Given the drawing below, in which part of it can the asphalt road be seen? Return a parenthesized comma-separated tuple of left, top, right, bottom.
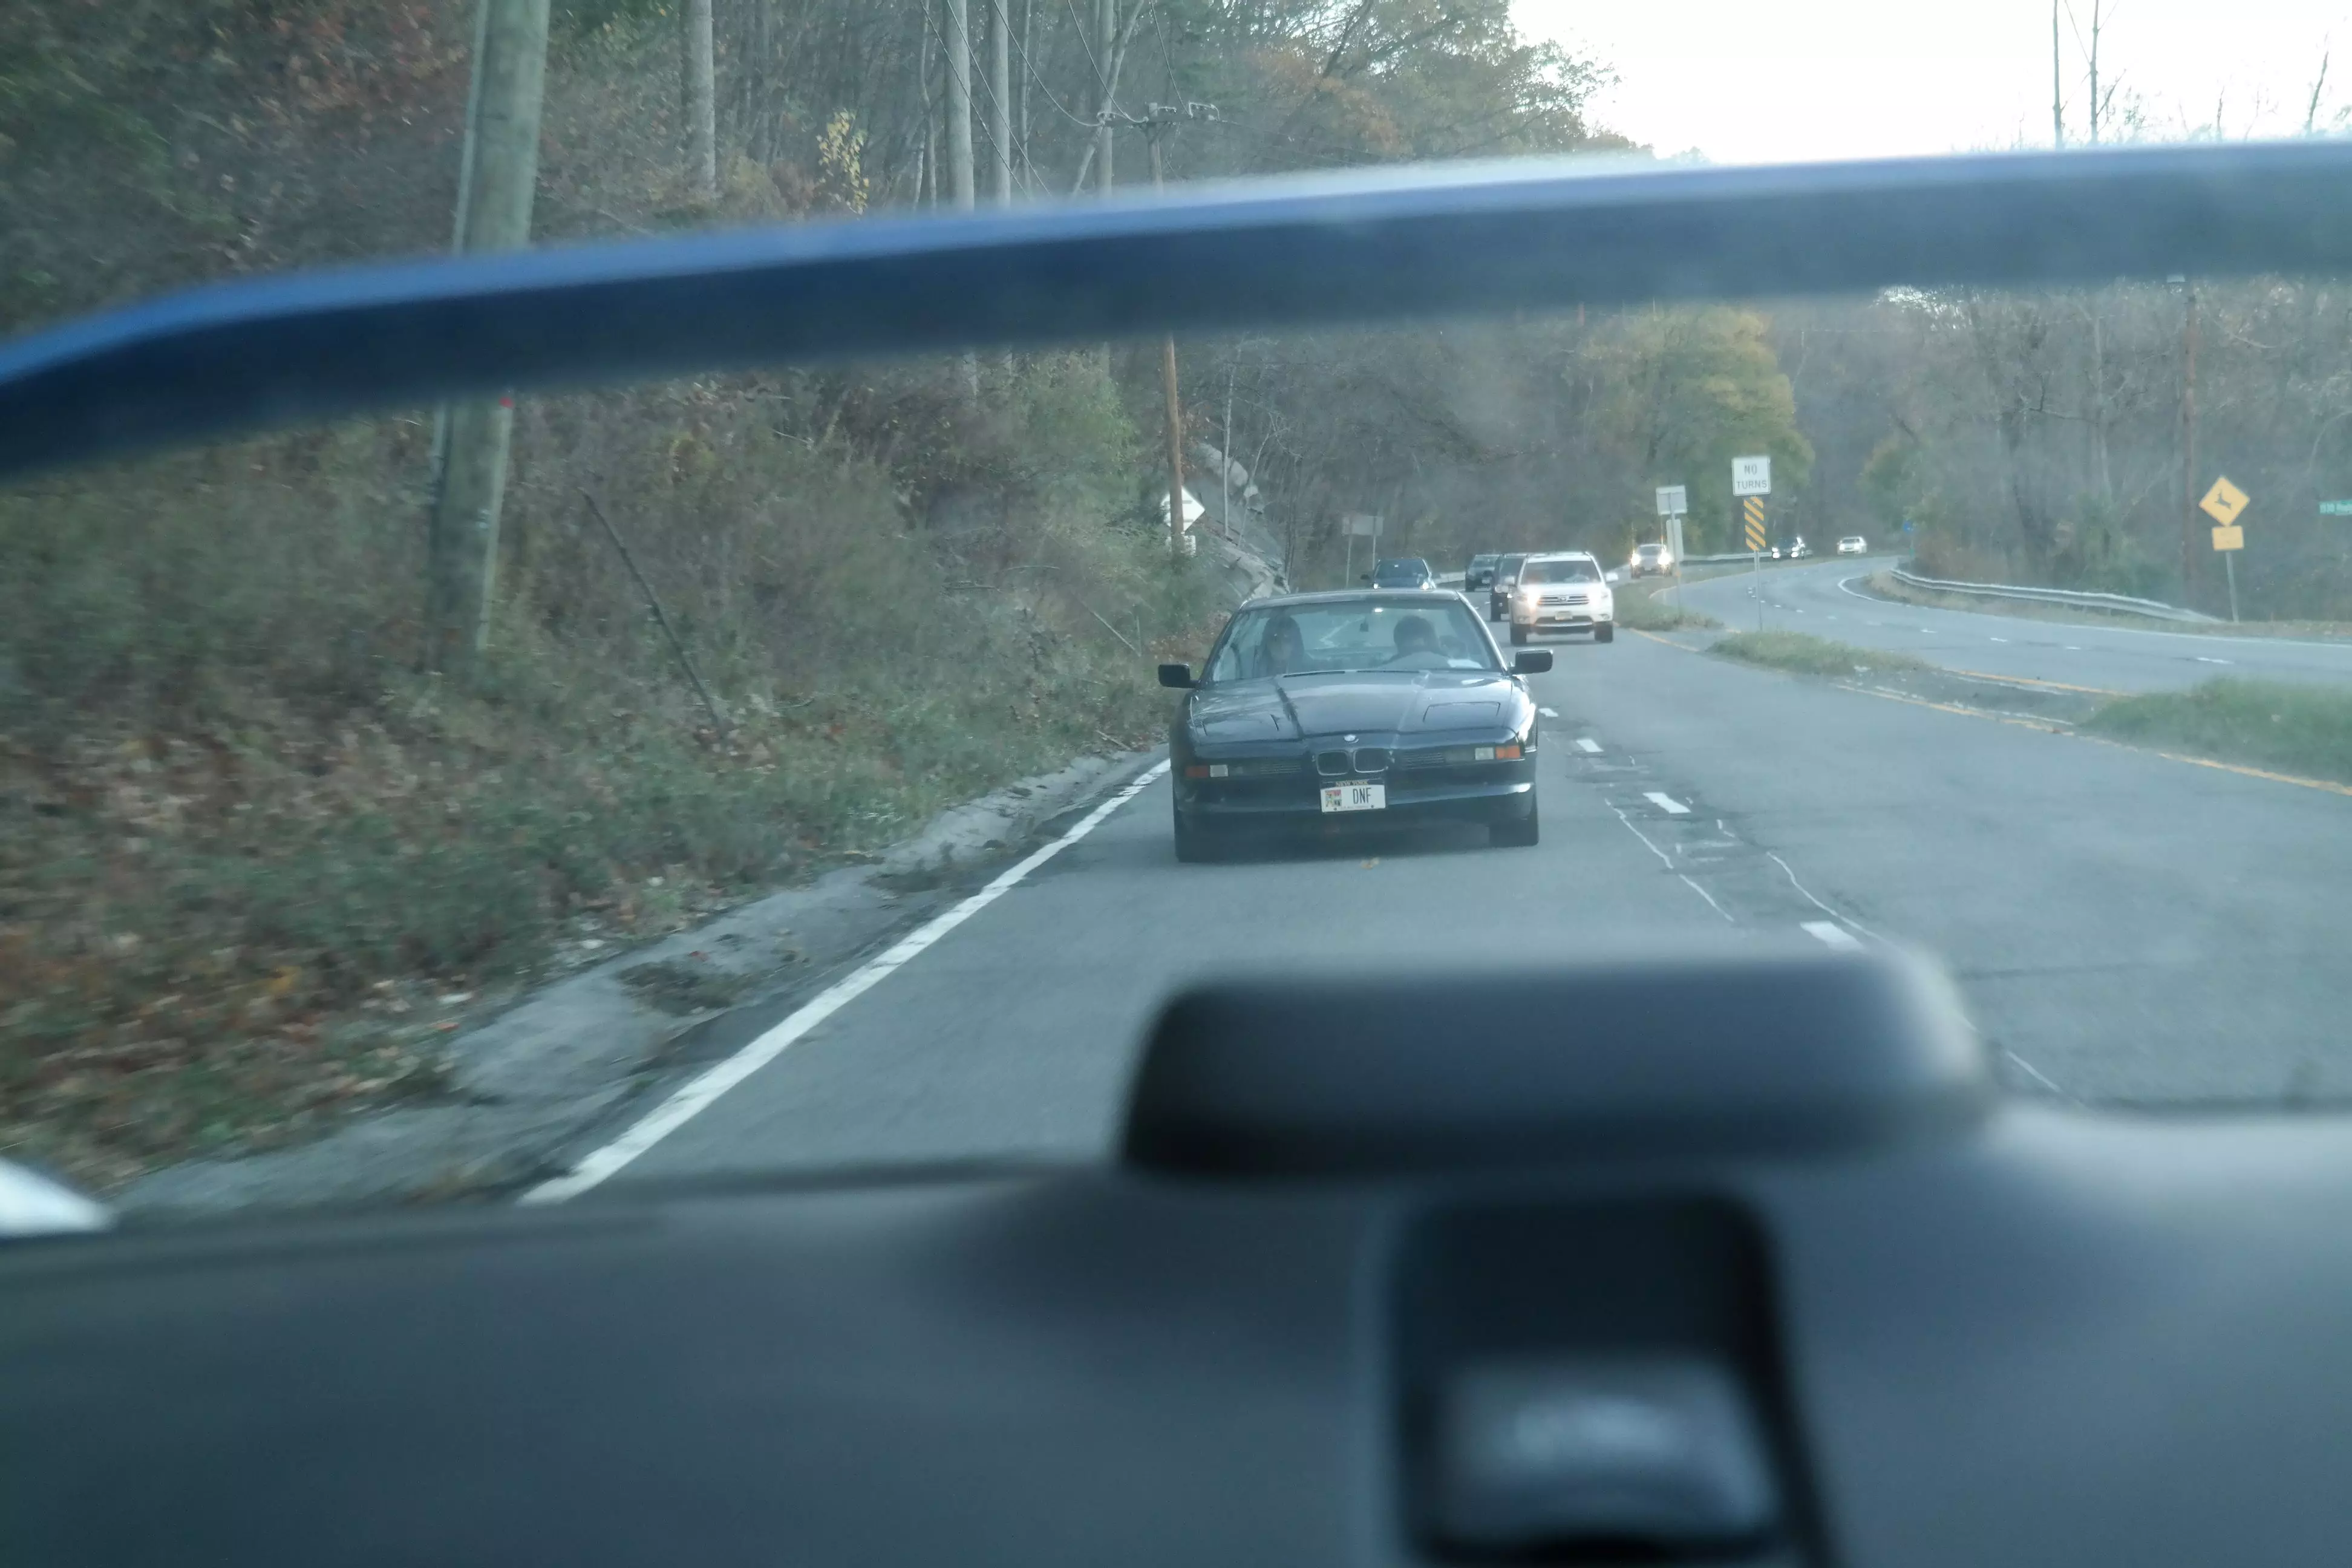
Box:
(1678, 557, 2352, 692)
(593, 614, 2352, 1195)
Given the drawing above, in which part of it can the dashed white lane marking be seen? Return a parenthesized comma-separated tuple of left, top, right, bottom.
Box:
(522, 760, 1173, 1203)
(2063, 645, 2083, 651)
(1801, 920, 1863, 950)
(1989, 636, 2011, 643)
(1575, 737, 1602, 753)
(1540, 706, 1560, 717)
(1644, 791, 1691, 814)
(2195, 656, 2232, 665)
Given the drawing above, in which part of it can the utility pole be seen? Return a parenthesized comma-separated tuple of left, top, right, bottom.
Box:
(2088, 0, 2102, 143)
(1096, 0, 1117, 194)
(1150, 123, 1184, 556)
(1221, 357, 1236, 544)
(685, 0, 716, 199)
(2052, 0, 2065, 146)
(945, 0, 975, 209)
(988, 0, 1012, 204)
(425, 0, 550, 680)
(2181, 278, 2201, 603)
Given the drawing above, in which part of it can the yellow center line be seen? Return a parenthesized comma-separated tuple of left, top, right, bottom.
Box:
(1644, 630, 2352, 800)
(1834, 681, 2068, 734)
(1943, 667, 2123, 697)
(2077, 736, 2352, 799)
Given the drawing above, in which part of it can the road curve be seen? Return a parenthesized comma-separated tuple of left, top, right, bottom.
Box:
(1674, 557, 2352, 693)
(565, 623, 2352, 1197)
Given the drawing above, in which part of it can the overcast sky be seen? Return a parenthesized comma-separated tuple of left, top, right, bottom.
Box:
(1515, 0, 2352, 163)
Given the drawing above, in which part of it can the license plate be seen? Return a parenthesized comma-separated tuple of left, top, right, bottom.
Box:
(1321, 781, 1386, 813)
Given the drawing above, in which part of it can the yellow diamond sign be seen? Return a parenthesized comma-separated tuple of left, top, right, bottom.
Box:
(2200, 475, 2249, 526)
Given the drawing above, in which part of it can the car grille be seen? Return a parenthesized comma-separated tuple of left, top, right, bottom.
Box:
(1316, 748, 1390, 776)
(1541, 591, 1589, 606)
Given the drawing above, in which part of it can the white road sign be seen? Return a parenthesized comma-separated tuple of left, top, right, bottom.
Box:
(1732, 456, 1772, 497)
(1342, 513, 1382, 537)
(1655, 485, 1688, 516)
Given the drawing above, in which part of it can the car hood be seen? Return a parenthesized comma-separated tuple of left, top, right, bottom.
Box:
(1190, 671, 1523, 742)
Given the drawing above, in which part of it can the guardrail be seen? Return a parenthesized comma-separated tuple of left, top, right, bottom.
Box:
(1888, 566, 2217, 624)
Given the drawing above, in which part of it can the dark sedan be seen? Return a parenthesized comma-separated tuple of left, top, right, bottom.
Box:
(1488, 552, 1530, 619)
(1158, 590, 1550, 860)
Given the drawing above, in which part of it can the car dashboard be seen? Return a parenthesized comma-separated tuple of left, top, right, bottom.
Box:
(6, 952, 2352, 1567)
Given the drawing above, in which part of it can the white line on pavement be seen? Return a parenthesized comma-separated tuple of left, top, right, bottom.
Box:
(1681, 875, 1736, 923)
(1606, 802, 1676, 871)
(1990, 636, 2010, 643)
(1801, 920, 1863, 950)
(520, 760, 1173, 1204)
(2063, 645, 2083, 651)
(1644, 791, 1691, 814)
(2195, 656, 2232, 665)
(1575, 737, 1602, 753)
(2004, 1048, 2069, 1097)
(1766, 851, 1886, 942)
(1539, 706, 1560, 717)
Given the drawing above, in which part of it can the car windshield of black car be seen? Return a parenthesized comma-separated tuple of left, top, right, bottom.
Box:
(1206, 599, 1498, 682)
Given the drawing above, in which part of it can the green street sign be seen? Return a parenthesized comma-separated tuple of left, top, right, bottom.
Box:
(2321, 499, 2352, 516)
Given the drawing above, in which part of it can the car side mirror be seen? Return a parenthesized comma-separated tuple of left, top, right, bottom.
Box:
(1158, 663, 1196, 689)
(1514, 650, 1553, 674)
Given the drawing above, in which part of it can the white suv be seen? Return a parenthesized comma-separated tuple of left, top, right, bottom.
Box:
(1509, 551, 1615, 645)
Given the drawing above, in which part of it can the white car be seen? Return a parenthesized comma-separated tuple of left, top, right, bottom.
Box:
(1837, 535, 1868, 555)
(1510, 550, 1615, 645)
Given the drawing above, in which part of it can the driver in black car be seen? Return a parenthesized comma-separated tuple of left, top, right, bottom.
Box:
(1390, 614, 1438, 664)
(1259, 613, 1305, 677)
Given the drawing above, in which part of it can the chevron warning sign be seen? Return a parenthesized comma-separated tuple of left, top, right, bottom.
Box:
(1742, 495, 1767, 552)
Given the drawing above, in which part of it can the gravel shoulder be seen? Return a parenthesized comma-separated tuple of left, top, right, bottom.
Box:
(118, 748, 1163, 1218)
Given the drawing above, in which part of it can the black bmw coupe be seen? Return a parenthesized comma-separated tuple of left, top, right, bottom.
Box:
(1158, 590, 1551, 861)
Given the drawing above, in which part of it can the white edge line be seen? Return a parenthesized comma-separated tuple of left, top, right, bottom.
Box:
(1607, 802, 1676, 871)
(1765, 850, 1885, 943)
(1681, 874, 1736, 923)
(2004, 1048, 2069, 1097)
(520, 760, 1172, 1204)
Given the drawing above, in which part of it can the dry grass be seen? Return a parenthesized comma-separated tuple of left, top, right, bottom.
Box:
(0, 358, 1219, 1191)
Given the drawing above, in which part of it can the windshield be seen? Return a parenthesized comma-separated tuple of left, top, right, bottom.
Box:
(1522, 558, 1602, 584)
(1206, 599, 1499, 681)
(9, 0, 2352, 1221)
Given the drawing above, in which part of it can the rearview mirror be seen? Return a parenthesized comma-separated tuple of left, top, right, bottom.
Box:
(1513, 650, 1553, 674)
(1158, 663, 1196, 689)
